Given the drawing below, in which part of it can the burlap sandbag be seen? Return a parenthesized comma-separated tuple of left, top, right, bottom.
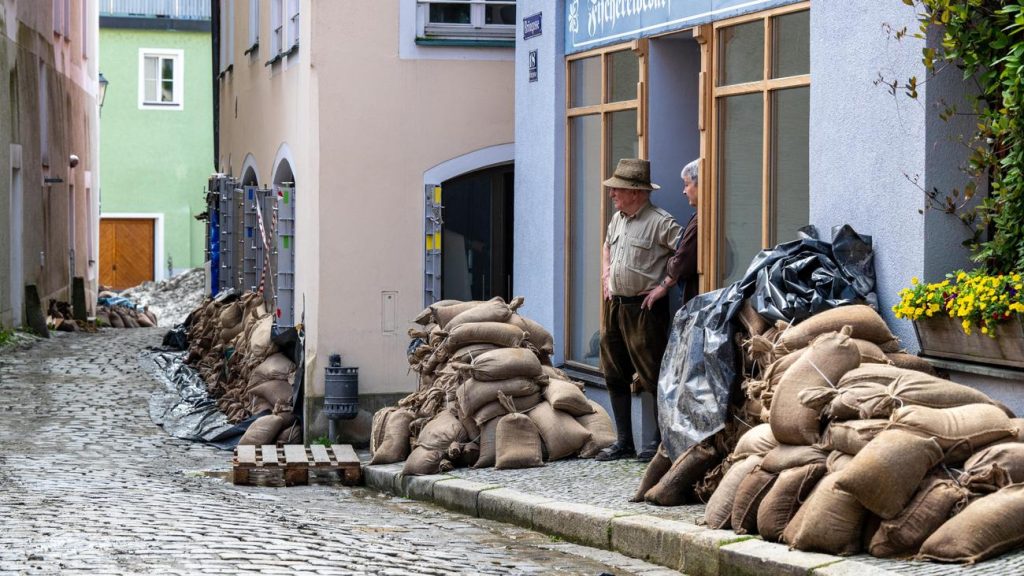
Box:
(885, 352, 937, 375)
(782, 474, 867, 556)
(770, 329, 861, 445)
(777, 305, 898, 352)
(731, 423, 779, 461)
(238, 414, 286, 445)
(219, 301, 242, 329)
(508, 314, 555, 356)
(631, 444, 672, 502)
(889, 404, 1017, 463)
(576, 401, 617, 458)
(457, 377, 539, 416)
(826, 450, 853, 473)
(738, 299, 769, 336)
(370, 406, 395, 455)
(836, 363, 909, 388)
(541, 365, 572, 382)
(528, 401, 591, 461)
(402, 446, 445, 476)
(494, 393, 544, 469)
(757, 462, 826, 542)
(851, 338, 888, 364)
(249, 353, 295, 387)
(760, 444, 828, 474)
(918, 483, 1024, 564)
(731, 467, 778, 534)
(473, 418, 500, 469)
(415, 409, 466, 451)
(704, 455, 763, 529)
(472, 392, 542, 426)
(854, 372, 1000, 419)
(458, 348, 543, 382)
(543, 379, 594, 416)
(797, 382, 886, 421)
(444, 322, 526, 351)
(448, 343, 500, 364)
(868, 476, 969, 558)
(817, 419, 888, 455)
(959, 443, 1024, 494)
(431, 298, 491, 328)
(249, 314, 277, 358)
(644, 443, 718, 506)
(249, 379, 292, 407)
(833, 429, 944, 519)
(446, 298, 520, 331)
(370, 408, 416, 465)
(1015, 418, 1024, 441)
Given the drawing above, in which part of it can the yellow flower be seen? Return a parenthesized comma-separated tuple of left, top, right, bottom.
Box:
(911, 276, 920, 285)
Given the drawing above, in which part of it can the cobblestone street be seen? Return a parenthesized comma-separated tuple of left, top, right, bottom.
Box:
(0, 329, 678, 576)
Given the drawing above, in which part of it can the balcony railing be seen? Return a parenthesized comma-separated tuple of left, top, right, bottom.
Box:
(99, 0, 211, 20)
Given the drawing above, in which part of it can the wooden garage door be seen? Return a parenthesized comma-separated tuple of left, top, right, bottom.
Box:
(100, 218, 155, 290)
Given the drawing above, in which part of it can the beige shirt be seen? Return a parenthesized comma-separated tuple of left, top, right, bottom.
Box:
(605, 202, 682, 297)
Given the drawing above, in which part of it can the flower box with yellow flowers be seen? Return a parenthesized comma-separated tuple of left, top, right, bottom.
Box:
(893, 270, 1024, 368)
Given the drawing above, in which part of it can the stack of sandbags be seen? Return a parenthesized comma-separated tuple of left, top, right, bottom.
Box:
(674, 321, 1024, 564)
(179, 292, 297, 426)
(93, 304, 158, 329)
(370, 297, 615, 474)
(637, 304, 913, 508)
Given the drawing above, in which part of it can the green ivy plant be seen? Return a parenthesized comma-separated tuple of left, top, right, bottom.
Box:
(896, 1, 1024, 273)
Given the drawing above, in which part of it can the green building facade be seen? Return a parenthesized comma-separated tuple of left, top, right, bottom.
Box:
(99, 7, 212, 285)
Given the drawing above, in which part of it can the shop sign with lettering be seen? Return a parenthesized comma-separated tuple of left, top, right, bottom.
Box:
(565, 0, 801, 54)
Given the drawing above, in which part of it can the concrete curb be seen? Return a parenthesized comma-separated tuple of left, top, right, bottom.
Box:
(362, 463, 899, 576)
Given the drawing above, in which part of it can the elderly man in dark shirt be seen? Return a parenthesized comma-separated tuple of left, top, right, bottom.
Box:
(642, 158, 699, 308)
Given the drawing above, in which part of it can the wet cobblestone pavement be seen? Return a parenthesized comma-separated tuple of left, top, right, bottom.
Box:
(0, 329, 680, 576)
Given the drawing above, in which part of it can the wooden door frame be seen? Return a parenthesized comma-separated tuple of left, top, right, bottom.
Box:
(99, 213, 165, 283)
(563, 40, 647, 371)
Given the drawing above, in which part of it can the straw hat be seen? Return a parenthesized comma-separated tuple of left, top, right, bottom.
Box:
(602, 158, 660, 191)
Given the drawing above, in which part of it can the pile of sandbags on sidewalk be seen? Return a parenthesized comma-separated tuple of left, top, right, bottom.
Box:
(640, 303, 1024, 564)
(180, 292, 298, 435)
(370, 296, 616, 474)
(94, 304, 158, 329)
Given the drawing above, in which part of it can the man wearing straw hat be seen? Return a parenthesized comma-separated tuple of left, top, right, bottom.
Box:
(597, 158, 682, 462)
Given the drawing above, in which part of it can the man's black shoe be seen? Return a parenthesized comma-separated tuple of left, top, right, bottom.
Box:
(595, 443, 636, 461)
(636, 442, 659, 462)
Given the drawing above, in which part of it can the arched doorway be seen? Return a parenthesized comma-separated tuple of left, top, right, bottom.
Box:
(441, 163, 514, 302)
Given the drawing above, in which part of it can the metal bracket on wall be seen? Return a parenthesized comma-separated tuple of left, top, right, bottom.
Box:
(424, 184, 443, 307)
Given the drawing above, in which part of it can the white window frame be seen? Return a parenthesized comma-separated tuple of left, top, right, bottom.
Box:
(52, 0, 70, 37)
(82, 0, 89, 58)
(415, 0, 516, 41)
(138, 49, 185, 111)
(287, 0, 299, 50)
(246, 0, 260, 54)
(219, 0, 235, 73)
(270, 0, 283, 56)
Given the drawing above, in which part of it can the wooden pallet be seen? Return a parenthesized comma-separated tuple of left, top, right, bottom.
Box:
(232, 444, 362, 487)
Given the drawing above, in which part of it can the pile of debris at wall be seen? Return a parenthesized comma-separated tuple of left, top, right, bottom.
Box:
(370, 297, 616, 474)
(639, 302, 1024, 564)
(168, 292, 300, 445)
(117, 267, 205, 327)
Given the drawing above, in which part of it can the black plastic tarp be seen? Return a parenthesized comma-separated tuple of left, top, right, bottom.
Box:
(144, 349, 264, 450)
(657, 225, 878, 460)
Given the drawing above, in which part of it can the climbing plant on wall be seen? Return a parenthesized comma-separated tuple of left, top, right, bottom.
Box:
(899, 0, 1023, 273)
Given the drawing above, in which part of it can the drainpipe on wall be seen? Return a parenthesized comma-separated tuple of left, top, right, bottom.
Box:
(211, 1, 220, 170)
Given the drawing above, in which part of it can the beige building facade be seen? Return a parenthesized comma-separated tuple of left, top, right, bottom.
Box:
(0, 0, 101, 329)
(215, 0, 515, 439)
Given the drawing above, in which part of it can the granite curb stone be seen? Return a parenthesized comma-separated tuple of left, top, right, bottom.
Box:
(718, 538, 840, 576)
(362, 463, 901, 576)
(477, 487, 554, 528)
(431, 479, 501, 517)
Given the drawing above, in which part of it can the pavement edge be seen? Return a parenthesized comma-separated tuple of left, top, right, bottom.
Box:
(362, 463, 900, 576)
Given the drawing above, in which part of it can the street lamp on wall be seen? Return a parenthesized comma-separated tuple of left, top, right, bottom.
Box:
(98, 73, 109, 113)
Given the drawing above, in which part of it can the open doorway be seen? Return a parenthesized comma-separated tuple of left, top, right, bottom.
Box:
(441, 164, 514, 302)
